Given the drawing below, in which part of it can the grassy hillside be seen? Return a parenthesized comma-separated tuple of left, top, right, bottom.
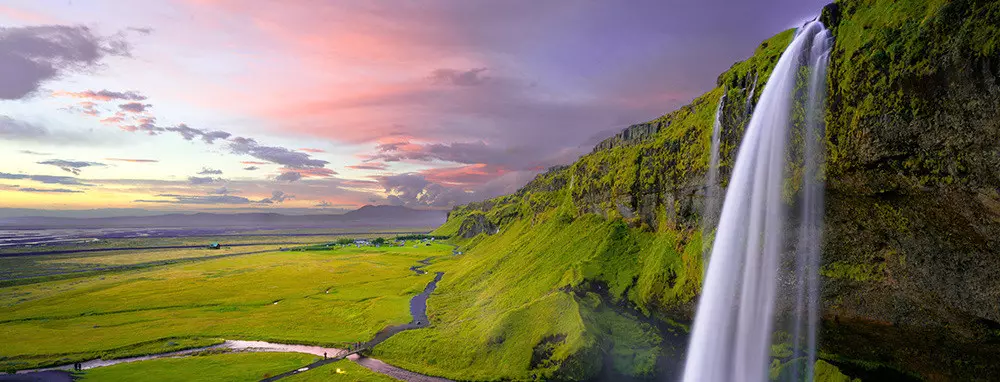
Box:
(381, 0, 1000, 380)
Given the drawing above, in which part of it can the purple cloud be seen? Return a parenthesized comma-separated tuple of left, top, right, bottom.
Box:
(275, 171, 302, 182)
(0, 25, 132, 100)
(0, 172, 93, 186)
(430, 67, 489, 86)
(229, 137, 328, 169)
(188, 176, 220, 185)
(257, 190, 293, 204)
(119, 102, 151, 113)
(37, 159, 106, 175)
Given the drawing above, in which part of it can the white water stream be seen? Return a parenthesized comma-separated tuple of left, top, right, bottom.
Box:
(684, 20, 832, 382)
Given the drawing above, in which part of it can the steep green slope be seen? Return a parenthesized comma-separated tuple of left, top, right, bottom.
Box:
(381, 0, 1000, 380)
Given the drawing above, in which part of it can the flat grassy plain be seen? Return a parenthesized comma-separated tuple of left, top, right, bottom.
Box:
(80, 352, 318, 381)
(0, 233, 391, 282)
(0, 242, 453, 372)
(282, 359, 397, 382)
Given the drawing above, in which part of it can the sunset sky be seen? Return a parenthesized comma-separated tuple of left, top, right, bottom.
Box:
(0, 0, 826, 214)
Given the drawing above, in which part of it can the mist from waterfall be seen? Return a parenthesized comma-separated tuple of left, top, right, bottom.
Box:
(682, 20, 832, 382)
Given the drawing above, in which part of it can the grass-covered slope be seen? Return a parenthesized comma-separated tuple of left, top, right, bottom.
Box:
(384, 0, 1000, 380)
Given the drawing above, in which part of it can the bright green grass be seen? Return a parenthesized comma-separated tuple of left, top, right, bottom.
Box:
(0, 243, 453, 370)
(80, 352, 317, 382)
(282, 359, 396, 382)
(373, 212, 698, 380)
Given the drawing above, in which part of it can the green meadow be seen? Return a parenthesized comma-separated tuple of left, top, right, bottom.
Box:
(0, 233, 371, 282)
(0, 242, 454, 372)
(80, 352, 318, 382)
(282, 359, 397, 382)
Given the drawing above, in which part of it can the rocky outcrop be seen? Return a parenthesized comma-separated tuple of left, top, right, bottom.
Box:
(457, 212, 498, 238)
(592, 121, 668, 152)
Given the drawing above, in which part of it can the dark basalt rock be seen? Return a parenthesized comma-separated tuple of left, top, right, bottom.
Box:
(457, 212, 498, 238)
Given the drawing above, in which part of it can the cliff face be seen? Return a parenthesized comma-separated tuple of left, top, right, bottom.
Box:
(428, 0, 1000, 379)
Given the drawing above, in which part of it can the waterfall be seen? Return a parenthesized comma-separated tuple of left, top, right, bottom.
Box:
(744, 73, 759, 122)
(682, 21, 832, 382)
(786, 26, 831, 382)
(701, 92, 726, 265)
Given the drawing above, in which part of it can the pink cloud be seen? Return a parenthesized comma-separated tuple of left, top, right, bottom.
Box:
(279, 167, 337, 178)
(347, 162, 389, 171)
(421, 163, 509, 188)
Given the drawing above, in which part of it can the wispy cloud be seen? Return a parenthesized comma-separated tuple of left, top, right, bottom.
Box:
(257, 190, 293, 204)
(105, 158, 158, 163)
(135, 194, 251, 205)
(165, 124, 231, 143)
(52, 89, 147, 101)
(347, 162, 389, 171)
(19, 150, 50, 156)
(188, 176, 221, 185)
(243, 166, 260, 171)
(18, 187, 83, 193)
(298, 148, 325, 153)
(0, 172, 93, 186)
(229, 137, 329, 169)
(430, 67, 489, 87)
(37, 159, 106, 175)
(197, 167, 223, 175)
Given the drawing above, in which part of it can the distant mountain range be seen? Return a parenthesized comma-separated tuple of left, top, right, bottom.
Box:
(0, 205, 446, 230)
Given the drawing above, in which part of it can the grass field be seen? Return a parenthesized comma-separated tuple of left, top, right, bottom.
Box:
(282, 359, 397, 382)
(0, 242, 454, 371)
(79, 352, 318, 381)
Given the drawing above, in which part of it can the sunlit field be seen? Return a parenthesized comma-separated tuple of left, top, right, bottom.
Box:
(80, 352, 318, 382)
(0, 242, 453, 371)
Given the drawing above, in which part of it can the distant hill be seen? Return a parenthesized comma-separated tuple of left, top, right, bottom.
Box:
(0, 205, 446, 230)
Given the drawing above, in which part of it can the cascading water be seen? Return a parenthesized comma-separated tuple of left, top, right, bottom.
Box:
(785, 26, 831, 382)
(701, 92, 726, 265)
(682, 20, 832, 382)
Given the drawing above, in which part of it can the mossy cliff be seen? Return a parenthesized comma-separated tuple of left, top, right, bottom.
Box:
(409, 0, 1000, 380)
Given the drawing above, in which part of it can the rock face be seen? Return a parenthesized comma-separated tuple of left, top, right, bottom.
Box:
(436, 0, 1000, 379)
(457, 212, 498, 238)
(591, 120, 668, 152)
